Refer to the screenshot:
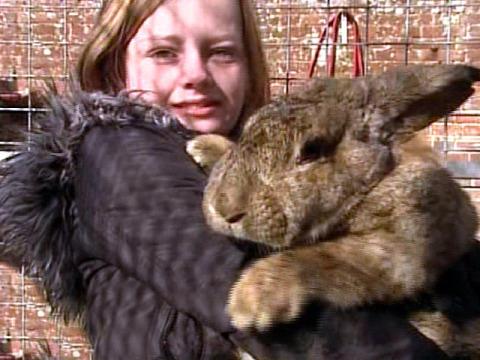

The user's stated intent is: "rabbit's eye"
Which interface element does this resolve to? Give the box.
[296,137,335,165]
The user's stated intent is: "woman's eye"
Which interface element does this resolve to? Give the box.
[149,49,178,62]
[211,48,236,62]
[296,137,336,165]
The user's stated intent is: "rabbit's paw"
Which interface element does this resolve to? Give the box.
[227,255,307,331]
[186,134,233,170]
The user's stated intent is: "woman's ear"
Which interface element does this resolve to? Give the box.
[361,64,480,144]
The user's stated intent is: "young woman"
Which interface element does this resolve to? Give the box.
[0,0,458,358]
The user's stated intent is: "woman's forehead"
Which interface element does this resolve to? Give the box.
[133,0,243,42]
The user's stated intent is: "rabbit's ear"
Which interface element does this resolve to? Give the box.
[361,65,480,143]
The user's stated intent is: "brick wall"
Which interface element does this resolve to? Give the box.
[0,1,479,358]
[0,263,90,359]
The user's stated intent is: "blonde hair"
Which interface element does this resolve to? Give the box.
[76,0,270,120]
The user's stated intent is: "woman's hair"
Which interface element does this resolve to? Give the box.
[76,0,270,121]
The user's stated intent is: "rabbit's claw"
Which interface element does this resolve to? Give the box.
[227,255,307,331]
[186,134,233,171]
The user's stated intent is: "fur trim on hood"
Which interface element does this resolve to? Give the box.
[0,89,185,322]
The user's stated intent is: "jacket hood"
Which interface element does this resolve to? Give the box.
[0,89,185,322]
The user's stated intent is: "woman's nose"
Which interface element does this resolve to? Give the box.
[181,51,210,89]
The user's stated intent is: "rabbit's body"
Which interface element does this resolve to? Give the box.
[187,65,480,357]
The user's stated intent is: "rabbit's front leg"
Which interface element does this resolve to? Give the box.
[228,232,426,331]
[228,251,308,331]
[186,134,234,171]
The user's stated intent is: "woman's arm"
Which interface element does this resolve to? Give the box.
[231,305,450,359]
[74,123,449,359]
[74,123,246,333]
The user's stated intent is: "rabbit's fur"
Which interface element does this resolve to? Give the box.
[187,64,480,357]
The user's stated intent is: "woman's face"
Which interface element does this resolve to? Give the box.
[125,0,249,135]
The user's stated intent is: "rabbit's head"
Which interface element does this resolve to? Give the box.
[204,65,480,248]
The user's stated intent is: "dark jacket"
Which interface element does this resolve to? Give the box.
[0,90,471,359]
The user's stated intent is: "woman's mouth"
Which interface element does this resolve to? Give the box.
[171,100,220,118]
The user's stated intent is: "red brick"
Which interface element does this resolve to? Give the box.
[410,47,441,62]
[466,49,480,63]
[467,24,480,39]
[420,25,445,39]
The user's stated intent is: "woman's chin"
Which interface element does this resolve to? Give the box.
[178,117,233,135]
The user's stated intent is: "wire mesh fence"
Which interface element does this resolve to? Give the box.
[0,0,479,358]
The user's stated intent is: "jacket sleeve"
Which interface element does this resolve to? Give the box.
[73,123,450,359]
[74,123,247,333]
[230,305,450,360]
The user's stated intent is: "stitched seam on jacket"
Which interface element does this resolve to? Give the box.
[160,307,177,360]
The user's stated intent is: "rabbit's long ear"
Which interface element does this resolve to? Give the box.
[362,64,480,143]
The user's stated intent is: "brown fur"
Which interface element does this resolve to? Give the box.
[187,65,480,357]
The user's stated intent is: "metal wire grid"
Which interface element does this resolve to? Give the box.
[255,0,480,189]
[0,264,91,359]
[0,1,103,155]
[0,2,101,358]
[0,0,479,358]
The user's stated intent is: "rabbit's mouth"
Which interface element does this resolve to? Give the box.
[228,217,292,248]
[204,200,293,248]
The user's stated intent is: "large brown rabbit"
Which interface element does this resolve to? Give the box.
[187,64,480,357]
